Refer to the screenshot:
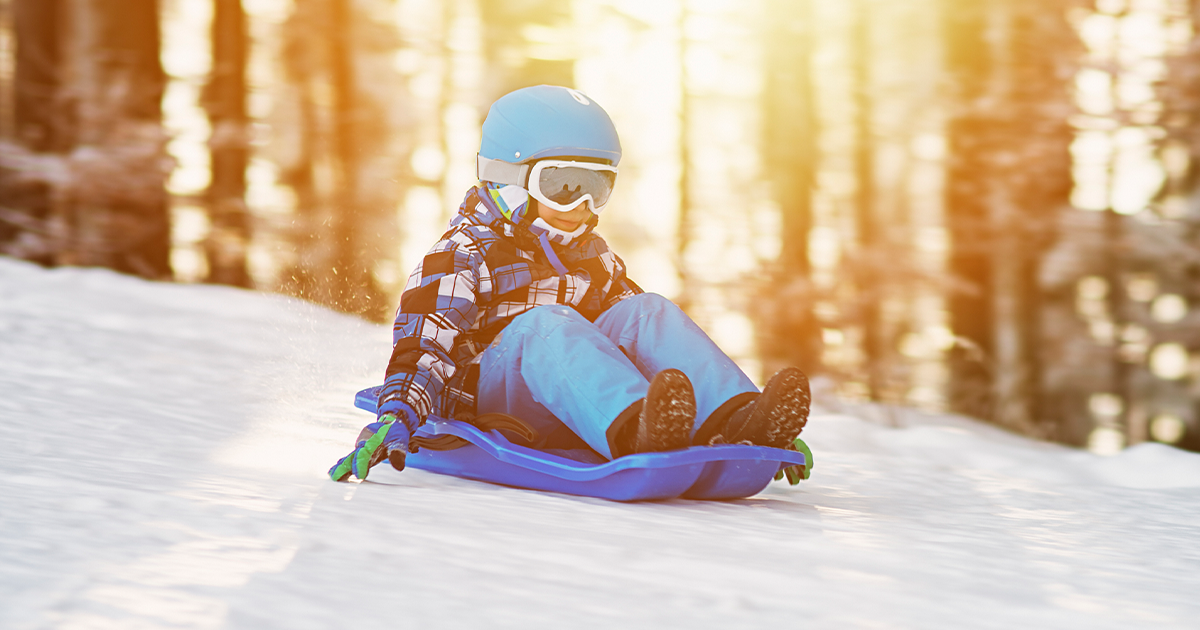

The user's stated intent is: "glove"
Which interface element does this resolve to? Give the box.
[329,404,418,482]
[774,437,814,486]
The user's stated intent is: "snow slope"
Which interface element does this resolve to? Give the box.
[1,256,1198,629]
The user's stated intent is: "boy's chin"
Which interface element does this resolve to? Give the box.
[543,215,590,232]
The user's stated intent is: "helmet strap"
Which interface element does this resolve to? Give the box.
[477,155,531,187]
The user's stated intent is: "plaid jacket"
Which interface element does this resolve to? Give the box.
[378,185,642,422]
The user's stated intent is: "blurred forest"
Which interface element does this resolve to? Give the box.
[2,0,1200,454]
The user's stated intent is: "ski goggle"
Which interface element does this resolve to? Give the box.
[477,155,618,214]
[526,160,618,214]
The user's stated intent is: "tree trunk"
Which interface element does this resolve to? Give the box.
[203,0,251,287]
[677,1,692,313]
[276,0,399,321]
[944,0,1076,434]
[329,0,358,306]
[943,0,995,419]
[327,0,378,316]
[2,0,65,264]
[68,0,172,279]
[758,0,821,376]
[853,0,882,399]
[13,0,67,151]
[5,0,171,279]
[983,1,1032,430]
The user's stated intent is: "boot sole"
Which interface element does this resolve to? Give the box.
[636,369,696,453]
[751,368,811,449]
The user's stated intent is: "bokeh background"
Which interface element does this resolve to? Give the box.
[2,0,1199,454]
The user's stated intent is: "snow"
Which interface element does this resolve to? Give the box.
[1,255,1199,629]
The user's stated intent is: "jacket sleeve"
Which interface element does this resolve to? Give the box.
[602,251,643,310]
[378,235,487,422]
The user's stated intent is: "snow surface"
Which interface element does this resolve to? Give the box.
[2,256,1199,629]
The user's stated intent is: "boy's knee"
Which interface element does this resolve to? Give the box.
[627,293,680,315]
[511,304,577,331]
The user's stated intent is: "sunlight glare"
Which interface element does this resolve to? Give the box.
[1075,69,1114,116]
[1149,413,1186,443]
[1149,342,1189,380]
[1078,276,1109,300]
[910,134,946,161]
[401,186,445,275]
[411,145,447,182]
[161,0,213,196]
[809,226,841,270]
[712,311,755,357]
[1125,274,1158,302]
[1088,426,1126,455]
[1151,293,1187,323]
[1089,392,1124,418]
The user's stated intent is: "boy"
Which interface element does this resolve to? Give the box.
[331,85,810,481]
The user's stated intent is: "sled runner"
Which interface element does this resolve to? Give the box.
[353,386,810,501]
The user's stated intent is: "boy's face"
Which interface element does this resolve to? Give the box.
[531,198,593,232]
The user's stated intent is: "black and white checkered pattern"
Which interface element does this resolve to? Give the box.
[379,186,642,422]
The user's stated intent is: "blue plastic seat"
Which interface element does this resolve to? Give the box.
[354,386,806,501]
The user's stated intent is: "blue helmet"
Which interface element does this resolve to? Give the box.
[478,85,622,168]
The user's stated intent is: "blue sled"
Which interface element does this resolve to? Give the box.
[354,386,807,502]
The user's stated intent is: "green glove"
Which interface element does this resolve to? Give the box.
[329,413,413,482]
[774,437,814,485]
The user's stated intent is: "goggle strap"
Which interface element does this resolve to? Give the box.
[477,155,530,187]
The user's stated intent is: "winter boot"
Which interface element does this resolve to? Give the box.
[703,367,810,449]
[610,368,696,457]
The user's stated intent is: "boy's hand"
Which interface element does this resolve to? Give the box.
[774,438,814,485]
[329,407,417,482]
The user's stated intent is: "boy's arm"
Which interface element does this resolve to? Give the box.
[378,237,486,423]
[602,251,644,309]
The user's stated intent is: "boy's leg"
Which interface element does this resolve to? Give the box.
[476,304,649,460]
[592,293,760,436]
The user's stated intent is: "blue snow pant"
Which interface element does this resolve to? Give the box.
[476,293,759,460]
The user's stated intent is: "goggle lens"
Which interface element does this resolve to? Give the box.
[537,166,616,208]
